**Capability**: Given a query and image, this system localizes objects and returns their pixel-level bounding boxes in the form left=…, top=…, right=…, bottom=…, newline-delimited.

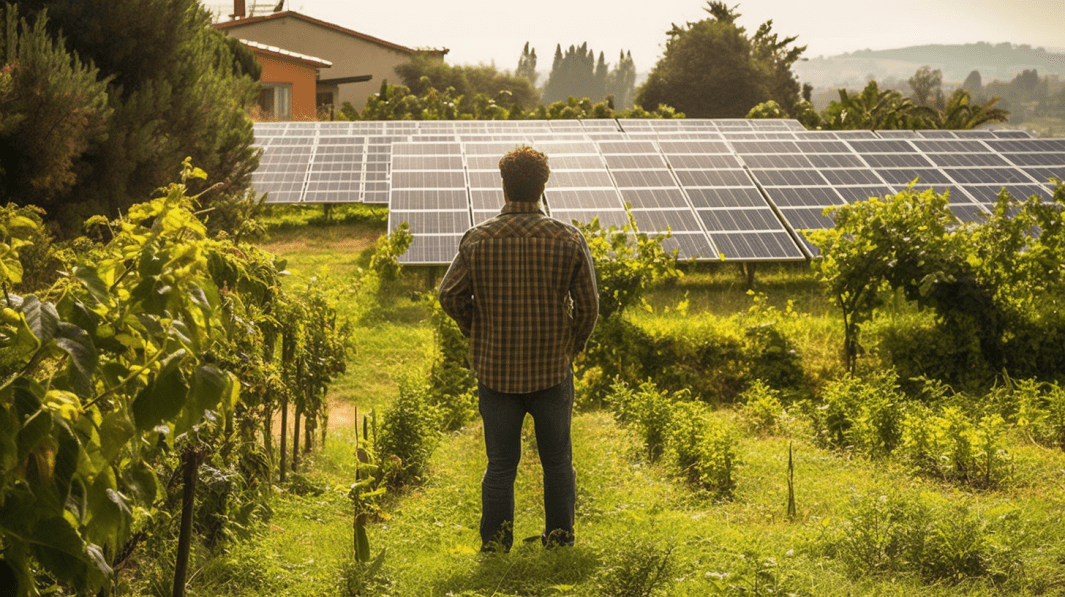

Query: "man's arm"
left=438, top=250, right=474, bottom=337
left=569, top=236, right=599, bottom=355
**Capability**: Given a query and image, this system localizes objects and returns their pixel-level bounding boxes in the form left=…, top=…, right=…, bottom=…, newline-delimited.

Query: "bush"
left=594, top=536, right=676, bottom=597
left=821, top=491, right=1022, bottom=584
left=739, top=380, right=784, bottom=435
left=900, top=405, right=1011, bottom=487
left=605, top=379, right=677, bottom=462
left=375, top=377, right=440, bottom=488
left=425, top=295, right=476, bottom=431
left=669, top=402, right=737, bottom=497
left=811, top=372, right=906, bottom=457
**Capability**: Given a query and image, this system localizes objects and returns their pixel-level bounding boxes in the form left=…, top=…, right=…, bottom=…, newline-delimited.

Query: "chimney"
left=232, top=0, right=246, bottom=19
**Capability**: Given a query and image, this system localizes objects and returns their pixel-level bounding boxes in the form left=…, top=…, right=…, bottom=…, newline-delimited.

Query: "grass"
left=166, top=214, right=1065, bottom=596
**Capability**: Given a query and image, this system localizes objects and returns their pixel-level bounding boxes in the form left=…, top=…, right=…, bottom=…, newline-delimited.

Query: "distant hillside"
left=795, top=42, right=1065, bottom=88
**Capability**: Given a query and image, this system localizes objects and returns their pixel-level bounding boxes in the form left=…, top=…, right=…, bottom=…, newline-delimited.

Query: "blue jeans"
left=478, top=372, right=575, bottom=551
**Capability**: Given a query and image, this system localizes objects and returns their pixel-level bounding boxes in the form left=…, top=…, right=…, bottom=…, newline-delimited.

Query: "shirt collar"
left=500, top=201, right=545, bottom=215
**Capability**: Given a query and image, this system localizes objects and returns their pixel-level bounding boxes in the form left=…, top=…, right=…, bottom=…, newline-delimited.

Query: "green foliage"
left=637, top=2, right=805, bottom=117
left=749, top=79, right=1009, bottom=131
left=668, top=401, right=737, bottom=497
left=425, top=295, right=475, bottom=431
left=0, top=5, right=111, bottom=210
left=515, top=42, right=538, bottom=86
left=739, top=379, right=784, bottom=435
left=542, top=43, right=638, bottom=109
left=811, top=372, right=905, bottom=457
left=395, top=55, right=540, bottom=111
left=9, top=0, right=259, bottom=233
left=810, top=183, right=1065, bottom=386
left=374, top=377, right=439, bottom=488
left=0, top=160, right=351, bottom=594
left=900, top=405, right=1011, bottom=487
left=574, top=211, right=680, bottom=322
left=350, top=78, right=679, bottom=122
left=605, top=379, right=677, bottom=462
left=821, top=492, right=1022, bottom=584
left=593, top=536, right=676, bottom=596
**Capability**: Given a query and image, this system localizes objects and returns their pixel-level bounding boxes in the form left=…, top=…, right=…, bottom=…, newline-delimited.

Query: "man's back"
left=438, top=201, right=598, bottom=394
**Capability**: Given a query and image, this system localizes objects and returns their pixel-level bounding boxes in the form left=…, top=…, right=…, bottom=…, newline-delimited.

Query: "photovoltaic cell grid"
left=533, top=140, right=629, bottom=231
left=659, top=139, right=805, bottom=260
left=251, top=121, right=1063, bottom=265
left=598, top=139, right=715, bottom=259
left=388, top=142, right=468, bottom=264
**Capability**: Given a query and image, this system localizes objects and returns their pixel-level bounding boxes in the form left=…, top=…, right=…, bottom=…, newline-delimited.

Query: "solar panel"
left=665, top=134, right=803, bottom=260
left=389, top=142, right=470, bottom=264
left=250, top=120, right=1064, bottom=265
left=304, top=136, right=365, bottom=203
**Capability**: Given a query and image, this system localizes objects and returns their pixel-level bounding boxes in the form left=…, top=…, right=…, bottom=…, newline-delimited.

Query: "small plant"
left=606, top=379, right=677, bottom=462
left=669, top=402, right=738, bottom=497
left=739, top=380, right=784, bottom=435
left=594, top=537, right=676, bottom=597
left=375, top=377, right=440, bottom=488
left=822, top=491, right=1022, bottom=584
left=810, top=371, right=905, bottom=457
left=900, top=406, right=1011, bottom=487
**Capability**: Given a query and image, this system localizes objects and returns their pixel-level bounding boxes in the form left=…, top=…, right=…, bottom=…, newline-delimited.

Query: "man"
left=438, top=145, right=599, bottom=552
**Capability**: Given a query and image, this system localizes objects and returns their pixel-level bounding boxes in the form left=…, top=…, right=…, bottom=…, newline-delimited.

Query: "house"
left=240, top=40, right=334, bottom=120
left=214, top=7, right=449, bottom=112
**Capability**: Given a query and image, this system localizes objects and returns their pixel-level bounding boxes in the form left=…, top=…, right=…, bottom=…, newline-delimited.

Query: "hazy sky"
left=256, top=0, right=1063, bottom=72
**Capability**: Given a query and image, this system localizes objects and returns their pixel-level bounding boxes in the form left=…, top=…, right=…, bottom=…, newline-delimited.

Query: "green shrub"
left=821, top=491, right=1021, bottom=584
left=594, top=537, right=676, bottom=597
left=606, top=379, right=677, bottom=462
left=739, top=379, right=784, bottom=435
left=811, top=371, right=905, bottom=457
left=425, top=295, right=476, bottom=431
left=1000, top=379, right=1065, bottom=450
left=866, top=311, right=996, bottom=397
left=375, top=377, right=440, bottom=487
left=900, top=405, right=1011, bottom=487
left=669, top=402, right=737, bottom=497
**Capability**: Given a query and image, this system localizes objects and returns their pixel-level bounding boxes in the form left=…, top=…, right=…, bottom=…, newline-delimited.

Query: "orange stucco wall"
left=256, top=53, right=319, bottom=120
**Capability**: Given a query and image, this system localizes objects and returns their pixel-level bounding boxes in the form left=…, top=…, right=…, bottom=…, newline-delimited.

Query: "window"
left=257, top=83, right=292, bottom=119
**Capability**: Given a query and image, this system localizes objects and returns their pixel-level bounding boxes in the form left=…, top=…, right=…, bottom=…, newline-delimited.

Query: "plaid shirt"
left=438, top=201, right=599, bottom=394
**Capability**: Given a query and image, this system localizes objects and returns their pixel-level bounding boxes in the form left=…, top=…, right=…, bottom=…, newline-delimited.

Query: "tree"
left=636, top=2, right=804, bottom=118
left=962, top=70, right=983, bottom=97
left=395, top=56, right=540, bottom=110
left=908, top=66, right=944, bottom=109
left=928, top=89, right=1009, bottom=130
left=608, top=50, right=637, bottom=109
left=0, top=6, right=112, bottom=209
left=10, top=0, right=260, bottom=234
left=516, top=41, right=538, bottom=85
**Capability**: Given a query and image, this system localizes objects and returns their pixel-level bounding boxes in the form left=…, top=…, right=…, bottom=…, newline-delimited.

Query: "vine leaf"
left=30, top=516, right=111, bottom=588
left=174, top=365, right=227, bottom=436
left=55, top=322, right=98, bottom=398
left=22, top=296, right=59, bottom=346
left=131, top=351, right=189, bottom=432
left=74, top=266, right=110, bottom=306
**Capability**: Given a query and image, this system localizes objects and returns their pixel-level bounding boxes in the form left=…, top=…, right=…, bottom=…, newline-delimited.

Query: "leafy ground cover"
left=181, top=207, right=1065, bottom=596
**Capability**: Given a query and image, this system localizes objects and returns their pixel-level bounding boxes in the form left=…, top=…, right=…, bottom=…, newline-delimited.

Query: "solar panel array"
left=252, top=120, right=1063, bottom=265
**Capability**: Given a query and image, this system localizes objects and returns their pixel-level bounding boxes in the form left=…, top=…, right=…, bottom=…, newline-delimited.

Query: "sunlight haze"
left=274, top=0, right=1063, bottom=74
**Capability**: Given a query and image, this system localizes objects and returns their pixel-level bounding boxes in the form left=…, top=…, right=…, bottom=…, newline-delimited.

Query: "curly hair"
left=498, top=145, right=550, bottom=202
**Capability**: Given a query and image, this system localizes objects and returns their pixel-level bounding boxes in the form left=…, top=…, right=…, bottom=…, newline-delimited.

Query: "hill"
left=795, top=42, right=1065, bottom=88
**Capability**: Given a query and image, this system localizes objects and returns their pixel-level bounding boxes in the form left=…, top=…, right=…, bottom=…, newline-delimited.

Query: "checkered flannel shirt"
left=438, top=201, right=599, bottom=394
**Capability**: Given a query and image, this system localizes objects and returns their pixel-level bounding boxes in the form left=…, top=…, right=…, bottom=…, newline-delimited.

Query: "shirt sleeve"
left=569, top=235, right=599, bottom=355
left=438, top=247, right=474, bottom=338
